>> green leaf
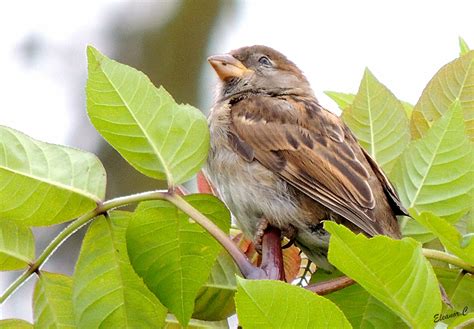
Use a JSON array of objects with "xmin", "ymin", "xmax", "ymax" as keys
[
  {"xmin": 393, "ymin": 102, "xmax": 473, "ymax": 223},
  {"xmin": 324, "ymin": 91, "xmax": 355, "ymax": 110},
  {"xmin": 235, "ymin": 277, "xmax": 351, "ymax": 328},
  {"xmin": 342, "ymin": 69, "xmax": 410, "ymax": 173},
  {"xmin": 326, "ymin": 283, "xmax": 407, "ymax": 328},
  {"xmin": 0, "ymin": 319, "xmax": 33, "ymax": 328},
  {"xmin": 324, "ymin": 221, "xmax": 441, "ymax": 328},
  {"xmin": 72, "ymin": 212, "xmax": 167, "ymax": 328},
  {"xmin": 86, "ymin": 46, "xmax": 209, "ymax": 186},
  {"xmin": 127, "ymin": 194, "xmax": 231, "ymax": 326},
  {"xmin": 0, "ymin": 219, "xmax": 34, "ymax": 270},
  {"xmin": 0, "ymin": 126, "xmax": 106, "ymax": 226},
  {"xmin": 401, "ymin": 101, "xmax": 414, "ymax": 118},
  {"xmin": 164, "ymin": 314, "xmax": 229, "ymax": 328},
  {"xmin": 447, "ymin": 312, "xmax": 474, "ymax": 328},
  {"xmin": 413, "ymin": 211, "xmax": 474, "ymax": 264},
  {"xmin": 193, "ymin": 251, "xmax": 238, "ymax": 321},
  {"xmin": 411, "ymin": 51, "xmax": 474, "ymax": 141},
  {"xmin": 33, "ymin": 272, "xmax": 75, "ymax": 329},
  {"xmin": 435, "ymin": 267, "xmax": 474, "ymax": 323},
  {"xmin": 459, "ymin": 37, "xmax": 470, "ymax": 56}
]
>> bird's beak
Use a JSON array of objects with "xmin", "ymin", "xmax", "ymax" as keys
[{"xmin": 208, "ymin": 54, "xmax": 253, "ymax": 81}]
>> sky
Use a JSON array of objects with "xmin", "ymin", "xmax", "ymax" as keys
[{"xmin": 0, "ymin": 0, "xmax": 473, "ymax": 322}]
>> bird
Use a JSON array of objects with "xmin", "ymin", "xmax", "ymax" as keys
[{"xmin": 205, "ymin": 45, "xmax": 408, "ymax": 271}]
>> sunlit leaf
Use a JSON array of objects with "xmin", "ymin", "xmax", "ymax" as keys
[
  {"xmin": 235, "ymin": 277, "xmax": 351, "ymax": 328},
  {"xmin": 324, "ymin": 91, "xmax": 355, "ymax": 110},
  {"xmin": 73, "ymin": 212, "xmax": 167, "ymax": 328},
  {"xmin": 127, "ymin": 194, "xmax": 231, "ymax": 326},
  {"xmin": 326, "ymin": 283, "xmax": 407, "ymax": 328},
  {"xmin": 325, "ymin": 221, "xmax": 441, "ymax": 328},
  {"xmin": 86, "ymin": 46, "xmax": 209, "ymax": 186},
  {"xmin": 459, "ymin": 37, "xmax": 470, "ymax": 56},
  {"xmin": 411, "ymin": 51, "xmax": 474, "ymax": 141},
  {"xmin": 413, "ymin": 211, "xmax": 474, "ymax": 264},
  {"xmin": 393, "ymin": 102, "xmax": 473, "ymax": 224},
  {"xmin": 342, "ymin": 69, "xmax": 410, "ymax": 172},
  {"xmin": 33, "ymin": 272, "xmax": 75, "ymax": 329},
  {"xmin": 0, "ymin": 319, "xmax": 33, "ymax": 328},
  {"xmin": 0, "ymin": 126, "xmax": 105, "ymax": 226},
  {"xmin": 0, "ymin": 219, "xmax": 34, "ymax": 270},
  {"xmin": 401, "ymin": 101, "xmax": 414, "ymax": 118}
]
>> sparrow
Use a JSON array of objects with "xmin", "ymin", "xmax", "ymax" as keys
[{"xmin": 205, "ymin": 45, "xmax": 408, "ymax": 271}]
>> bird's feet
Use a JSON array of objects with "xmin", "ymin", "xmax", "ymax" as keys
[
  {"xmin": 254, "ymin": 218, "xmax": 297, "ymax": 252},
  {"xmin": 254, "ymin": 218, "xmax": 269, "ymax": 254}
]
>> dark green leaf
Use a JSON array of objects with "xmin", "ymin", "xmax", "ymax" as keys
[
  {"xmin": 193, "ymin": 251, "xmax": 238, "ymax": 321},
  {"xmin": 326, "ymin": 284, "xmax": 407, "ymax": 328},
  {"xmin": 127, "ymin": 194, "xmax": 230, "ymax": 326}
]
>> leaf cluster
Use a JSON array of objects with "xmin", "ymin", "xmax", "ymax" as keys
[{"xmin": 1, "ymin": 40, "xmax": 473, "ymax": 328}]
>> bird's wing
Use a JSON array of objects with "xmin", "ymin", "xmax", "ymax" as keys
[{"xmin": 228, "ymin": 95, "xmax": 387, "ymax": 236}]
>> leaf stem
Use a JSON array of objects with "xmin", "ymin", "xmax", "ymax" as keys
[{"xmin": 422, "ymin": 248, "xmax": 474, "ymax": 273}]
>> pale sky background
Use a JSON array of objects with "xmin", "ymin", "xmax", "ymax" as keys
[{"xmin": 1, "ymin": 0, "xmax": 473, "ymax": 322}]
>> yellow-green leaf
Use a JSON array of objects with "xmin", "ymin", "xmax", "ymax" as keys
[
  {"xmin": 235, "ymin": 277, "xmax": 351, "ymax": 328},
  {"xmin": 0, "ymin": 126, "xmax": 106, "ymax": 226},
  {"xmin": 0, "ymin": 219, "xmax": 34, "ymax": 270},
  {"xmin": 86, "ymin": 46, "xmax": 209, "ymax": 186},
  {"xmin": 411, "ymin": 51, "xmax": 474, "ymax": 141},
  {"xmin": 393, "ymin": 102, "xmax": 473, "ymax": 223},
  {"xmin": 342, "ymin": 69, "xmax": 410, "ymax": 173},
  {"xmin": 325, "ymin": 221, "xmax": 441, "ymax": 328}
]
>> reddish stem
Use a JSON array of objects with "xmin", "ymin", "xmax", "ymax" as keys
[
  {"xmin": 305, "ymin": 276, "xmax": 355, "ymax": 295},
  {"xmin": 260, "ymin": 226, "xmax": 286, "ymax": 281}
]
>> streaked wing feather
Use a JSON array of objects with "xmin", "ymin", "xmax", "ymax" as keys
[{"xmin": 229, "ymin": 95, "xmax": 386, "ymax": 236}]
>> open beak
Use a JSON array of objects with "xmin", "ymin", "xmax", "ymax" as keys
[{"xmin": 207, "ymin": 54, "xmax": 253, "ymax": 81}]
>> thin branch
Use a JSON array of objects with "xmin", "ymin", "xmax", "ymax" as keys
[
  {"xmin": 305, "ymin": 276, "xmax": 355, "ymax": 295},
  {"xmin": 422, "ymin": 248, "xmax": 474, "ymax": 274}
]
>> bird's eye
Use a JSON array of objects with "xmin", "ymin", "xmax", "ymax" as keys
[{"xmin": 258, "ymin": 56, "xmax": 272, "ymax": 66}]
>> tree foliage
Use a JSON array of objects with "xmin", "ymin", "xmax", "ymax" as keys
[{"xmin": 0, "ymin": 42, "xmax": 473, "ymax": 328}]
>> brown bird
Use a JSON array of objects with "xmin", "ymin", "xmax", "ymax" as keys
[{"xmin": 205, "ymin": 45, "xmax": 408, "ymax": 271}]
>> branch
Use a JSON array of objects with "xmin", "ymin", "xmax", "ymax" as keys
[
  {"xmin": 305, "ymin": 276, "xmax": 355, "ymax": 295},
  {"xmin": 422, "ymin": 248, "xmax": 474, "ymax": 274}
]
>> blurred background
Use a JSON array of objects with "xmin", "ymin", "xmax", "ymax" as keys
[{"xmin": 1, "ymin": 0, "xmax": 473, "ymax": 322}]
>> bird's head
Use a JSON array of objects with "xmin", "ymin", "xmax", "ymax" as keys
[{"xmin": 208, "ymin": 45, "xmax": 313, "ymax": 100}]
